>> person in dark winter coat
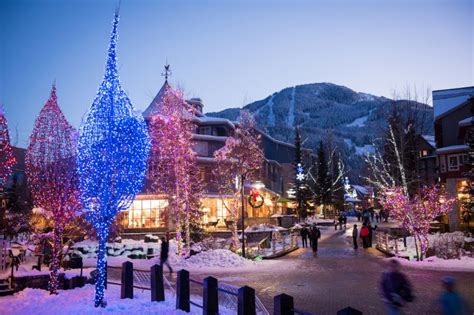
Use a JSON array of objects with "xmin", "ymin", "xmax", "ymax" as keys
[
  {"xmin": 160, "ymin": 237, "xmax": 173, "ymax": 274},
  {"xmin": 380, "ymin": 259, "xmax": 413, "ymax": 315},
  {"xmin": 343, "ymin": 215, "xmax": 347, "ymax": 229},
  {"xmin": 437, "ymin": 276, "xmax": 472, "ymax": 315},
  {"xmin": 338, "ymin": 215, "xmax": 343, "ymax": 230},
  {"xmin": 300, "ymin": 227, "xmax": 309, "ymax": 248},
  {"xmin": 352, "ymin": 224, "xmax": 358, "ymax": 249},
  {"xmin": 311, "ymin": 226, "xmax": 321, "ymax": 252}
]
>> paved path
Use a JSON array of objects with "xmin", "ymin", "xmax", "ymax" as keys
[{"xmin": 192, "ymin": 229, "xmax": 474, "ymax": 314}]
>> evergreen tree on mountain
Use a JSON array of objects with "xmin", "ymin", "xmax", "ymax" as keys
[
  {"xmin": 315, "ymin": 141, "xmax": 331, "ymax": 214},
  {"xmin": 292, "ymin": 127, "xmax": 311, "ymax": 219}
]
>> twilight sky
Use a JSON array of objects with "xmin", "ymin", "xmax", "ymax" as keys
[{"xmin": 1, "ymin": 0, "xmax": 473, "ymax": 147}]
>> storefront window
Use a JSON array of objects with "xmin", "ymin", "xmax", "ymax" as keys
[
  {"xmin": 216, "ymin": 199, "xmax": 227, "ymax": 220},
  {"xmin": 125, "ymin": 198, "xmax": 168, "ymax": 228}
]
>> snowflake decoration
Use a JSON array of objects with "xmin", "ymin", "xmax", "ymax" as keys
[{"xmin": 296, "ymin": 172, "xmax": 306, "ymax": 181}]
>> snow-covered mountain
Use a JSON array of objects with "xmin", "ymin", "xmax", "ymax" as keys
[{"xmin": 207, "ymin": 82, "xmax": 434, "ymax": 174}]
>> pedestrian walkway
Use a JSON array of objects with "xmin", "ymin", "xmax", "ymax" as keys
[{"xmin": 196, "ymin": 224, "xmax": 474, "ymax": 314}]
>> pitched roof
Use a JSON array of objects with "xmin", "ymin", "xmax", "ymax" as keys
[{"xmin": 142, "ymin": 81, "xmax": 172, "ymax": 119}]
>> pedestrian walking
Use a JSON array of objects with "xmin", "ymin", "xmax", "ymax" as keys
[
  {"xmin": 360, "ymin": 224, "xmax": 369, "ymax": 248},
  {"xmin": 300, "ymin": 227, "xmax": 309, "ymax": 248},
  {"xmin": 338, "ymin": 215, "xmax": 343, "ymax": 230},
  {"xmin": 356, "ymin": 211, "xmax": 361, "ymax": 222},
  {"xmin": 370, "ymin": 209, "xmax": 375, "ymax": 222},
  {"xmin": 311, "ymin": 226, "xmax": 321, "ymax": 252},
  {"xmin": 437, "ymin": 276, "xmax": 472, "ymax": 315},
  {"xmin": 352, "ymin": 224, "xmax": 358, "ymax": 249},
  {"xmin": 343, "ymin": 214, "xmax": 347, "ymax": 229},
  {"xmin": 380, "ymin": 259, "xmax": 414, "ymax": 315},
  {"xmin": 375, "ymin": 210, "xmax": 380, "ymax": 223},
  {"xmin": 160, "ymin": 237, "xmax": 173, "ymax": 275}
]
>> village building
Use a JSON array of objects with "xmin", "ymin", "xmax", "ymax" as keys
[
  {"xmin": 433, "ymin": 86, "xmax": 474, "ymax": 231},
  {"xmin": 120, "ymin": 75, "xmax": 313, "ymax": 235}
]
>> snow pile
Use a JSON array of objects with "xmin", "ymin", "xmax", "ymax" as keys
[
  {"xmin": 0, "ymin": 284, "xmax": 233, "ymax": 315},
  {"xmin": 245, "ymin": 224, "xmax": 286, "ymax": 233},
  {"xmin": 390, "ymin": 256, "xmax": 474, "ymax": 272},
  {"xmin": 429, "ymin": 232, "xmax": 467, "ymax": 259},
  {"xmin": 182, "ymin": 249, "xmax": 255, "ymax": 269},
  {"xmin": 305, "ymin": 215, "xmax": 334, "ymax": 225},
  {"xmin": 71, "ymin": 239, "xmax": 161, "ymax": 260}
]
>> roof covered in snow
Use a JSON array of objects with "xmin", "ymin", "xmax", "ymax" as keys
[
  {"xmin": 433, "ymin": 86, "xmax": 474, "ymax": 119},
  {"xmin": 422, "ymin": 135, "xmax": 436, "ymax": 148},
  {"xmin": 436, "ymin": 144, "xmax": 469, "ymax": 154},
  {"xmin": 458, "ymin": 116, "xmax": 474, "ymax": 127}
]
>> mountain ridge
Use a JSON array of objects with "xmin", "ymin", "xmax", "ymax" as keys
[{"xmin": 207, "ymin": 82, "xmax": 434, "ymax": 176}]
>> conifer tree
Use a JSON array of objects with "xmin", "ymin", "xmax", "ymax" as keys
[{"xmin": 26, "ymin": 84, "xmax": 80, "ymax": 294}]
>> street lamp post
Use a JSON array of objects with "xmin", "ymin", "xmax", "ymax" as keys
[
  {"xmin": 240, "ymin": 175, "xmax": 246, "ymax": 258},
  {"xmin": 241, "ymin": 179, "xmax": 265, "ymax": 258}
]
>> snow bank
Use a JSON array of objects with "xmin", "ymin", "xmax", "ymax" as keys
[
  {"xmin": 0, "ymin": 284, "xmax": 233, "ymax": 315},
  {"xmin": 182, "ymin": 249, "xmax": 255, "ymax": 269},
  {"xmin": 389, "ymin": 256, "xmax": 474, "ymax": 272},
  {"xmin": 305, "ymin": 215, "xmax": 334, "ymax": 225},
  {"xmin": 245, "ymin": 224, "xmax": 286, "ymax": 232}
]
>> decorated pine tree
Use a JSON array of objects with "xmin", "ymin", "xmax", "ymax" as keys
[
  {"xmin": 0, "ymin": 106, "xmax": 15, "ymax": 189},
  {"xmin": 292, "ymin": 127, "xmax": 311, "ymax": 219},
  {"xmin": 25, "ymin": 84, "xmax": 80, "ymax": 294},
  {"xmin": 214, "ymin": 111, "xmax": 263, "ymax": 252},
  {"xmin": 147, "ymin": 85, "xmax": 202, "ymax": 256},
  {"xmin": 77, "ymin": 13, "xmax": 150, "ymax": 307}
]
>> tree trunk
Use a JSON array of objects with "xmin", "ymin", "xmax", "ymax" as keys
[
  {"xmin": 413, "ymin": 234, "xmax": 420, "ymax": 261},
  {"xmin": 95, "ymin": 226, "xmax": 109, "ymax": 307},
  {"xmin": 49, "ymin": 225, "xmax": 62, "ymax": 295}
]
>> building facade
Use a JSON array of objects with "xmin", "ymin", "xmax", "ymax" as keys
[
  {"xmin": 120, "ymin": 79, "xmax": 313, "ymax": 234},
  {"xmin": 433, "ymin": 86, "xmax": 474, "ymax": 231}
]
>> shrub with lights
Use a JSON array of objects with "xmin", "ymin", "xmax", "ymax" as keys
[
  {"xmin": 77, "ymin": 12, "xmax": 150, "ymax": 307},
  {"xmin": 379, "ymin": 186, "xmax": 455, "ymax": 261}
]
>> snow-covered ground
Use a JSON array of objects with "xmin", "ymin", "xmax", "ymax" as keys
[
  {"xmin": 343, "ymin": 138, "xmax": 375, "ymax": 156},
  {"xmin": 287, "ymin": 87, "xmax": 296, "ymax": 127},
  {"xmin": 0, "ymin": 284, "xmax": 234, "ymax": 315},
  {"xmin": 389, "ymin": 256, "xmax": 474, "ymax": 272},
  {"xmin": 347, "ymin": 115, "xmax": 369, "ymax": 127},
  {"xmin": 342, "ymin": 222, "xmax": 474, "ymax": 272}
]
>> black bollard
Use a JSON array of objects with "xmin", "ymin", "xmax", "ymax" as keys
[
  {"xmin": 274, "ymin": 293, "xmax": 294, "ymax": 315},
  {"xmin": 238, "ymin": 286, "xmax": 256, "ymax": 315},
  {"xmin": 121, "ymin": 261, "xmax": 134, "ymax": 299},
  {"xmin": 203, "ymin": 276, "xmax": 218, "ymax": 315},
  {"xmin": 151, "ymin": 264, "xmax": 165, "ymax": 302},
  {"xmin": 176, "ymin": 269, "xmax": 190, "ymax": 312}
]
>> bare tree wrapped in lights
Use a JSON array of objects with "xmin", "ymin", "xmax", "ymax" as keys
[
  {"xmin": 25, "ymin": 84, "xmax": 80, "ymax": 294},
  {"xmin": 213, "ymin": 111, "xmax": 264, "ymax": 251},
  {"xmin": 0, "ymin": 105, "xmax": 16, "ymax": 189},
  {"xmin": 379, "ymin": 186, "xmax": 455, "ymax": 261},
  {"xmin": 147, "ymin": 86, "xmax": 202, "ymax": 256},
  {"xmin": 77, "ymin": 13, "xmax": 150, "ymax": 307}
]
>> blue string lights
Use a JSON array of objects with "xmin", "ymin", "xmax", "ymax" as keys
[{"xmin": 77, "ymin": 12, "xmax": 150, "ymax": 307}]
